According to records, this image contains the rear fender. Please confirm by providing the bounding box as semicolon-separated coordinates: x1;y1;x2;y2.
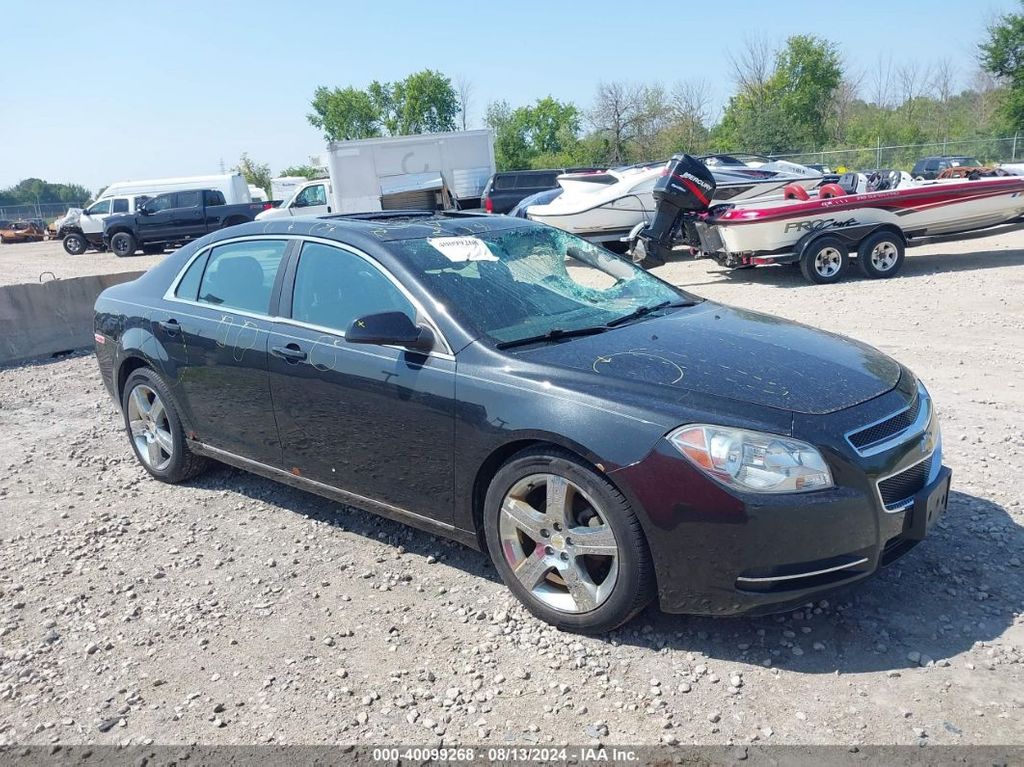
796;223;904;257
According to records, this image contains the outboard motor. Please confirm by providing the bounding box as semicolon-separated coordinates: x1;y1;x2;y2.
632;154;716;266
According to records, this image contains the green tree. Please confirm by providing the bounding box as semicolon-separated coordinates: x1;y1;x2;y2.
308;70;458;141
485;97;581;170
980;3;1024;130
234;153;272;199
279;165;325;180
373;70;459;135
0;178;92;206
308;85;381;141
714;36;842;153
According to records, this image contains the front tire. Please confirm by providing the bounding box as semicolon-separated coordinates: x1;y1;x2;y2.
799;237;849;284
110;232;137;257
857;231;905;278
483;448;654;633
62;232;88;255
121;368;209;483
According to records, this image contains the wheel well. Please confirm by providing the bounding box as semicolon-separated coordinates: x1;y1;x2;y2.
108;226;134;238
470;439;617;550
863;224;907;246
116;356;151;402
224;216;247;227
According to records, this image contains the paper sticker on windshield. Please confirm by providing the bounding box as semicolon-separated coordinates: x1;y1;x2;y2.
427;236;498;262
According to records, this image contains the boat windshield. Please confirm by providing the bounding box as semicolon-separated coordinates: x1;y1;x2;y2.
392;226;695;346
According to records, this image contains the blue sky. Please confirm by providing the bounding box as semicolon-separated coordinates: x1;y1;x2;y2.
0;0;1016;192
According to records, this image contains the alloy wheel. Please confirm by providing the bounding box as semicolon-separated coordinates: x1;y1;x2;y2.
814;247;843;278
870;241;899;272
126;384;173;471
498;473;619;613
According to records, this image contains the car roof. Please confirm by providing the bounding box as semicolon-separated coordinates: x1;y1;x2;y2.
223;210;533;246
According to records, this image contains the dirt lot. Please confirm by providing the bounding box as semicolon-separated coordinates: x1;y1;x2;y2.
0;240;162;287
0;228;1022;748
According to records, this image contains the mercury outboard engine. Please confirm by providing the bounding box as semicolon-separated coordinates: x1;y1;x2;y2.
632;154;716;266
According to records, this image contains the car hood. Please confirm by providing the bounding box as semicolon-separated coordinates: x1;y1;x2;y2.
513;302;901;415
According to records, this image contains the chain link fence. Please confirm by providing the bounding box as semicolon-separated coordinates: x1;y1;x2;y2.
773;135;1023;172
0;201;86;223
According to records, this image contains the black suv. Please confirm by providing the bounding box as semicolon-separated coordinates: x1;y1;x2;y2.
482;168;599;214
911;156;981;180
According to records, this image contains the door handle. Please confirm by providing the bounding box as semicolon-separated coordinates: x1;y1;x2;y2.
327;206;332;213
272;343;307;362
158;318;180;334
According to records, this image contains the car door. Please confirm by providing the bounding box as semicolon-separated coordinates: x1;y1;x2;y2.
137;192;179;241
80;198;111;239
170;190;206;240
289;182;331;216
267;239;456;523
161;236;293;465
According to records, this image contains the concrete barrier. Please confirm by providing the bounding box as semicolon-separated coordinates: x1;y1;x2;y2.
0;272;143;365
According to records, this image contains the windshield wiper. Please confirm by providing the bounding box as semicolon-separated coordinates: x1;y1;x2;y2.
605;299;695;328
496;325;610;350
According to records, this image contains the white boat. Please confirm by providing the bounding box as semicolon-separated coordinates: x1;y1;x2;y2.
526;155;823;242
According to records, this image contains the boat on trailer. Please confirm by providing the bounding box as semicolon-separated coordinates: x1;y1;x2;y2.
628;156;1024;284
525;155;823;243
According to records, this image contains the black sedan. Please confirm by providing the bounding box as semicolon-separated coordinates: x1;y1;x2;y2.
93;212;950;633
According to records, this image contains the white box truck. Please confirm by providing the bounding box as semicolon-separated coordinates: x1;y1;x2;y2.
257;130;495;221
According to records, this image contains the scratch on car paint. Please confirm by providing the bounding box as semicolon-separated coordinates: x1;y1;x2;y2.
592;349;684;384
309;335;343;372
215;315;260;361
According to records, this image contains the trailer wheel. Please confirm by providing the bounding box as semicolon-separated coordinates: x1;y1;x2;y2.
799;237;848;284
857;232;905;279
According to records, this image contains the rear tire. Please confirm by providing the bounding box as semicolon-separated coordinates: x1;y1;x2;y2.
121;368;210;484
857;231;905;278
799;237;848;284
110;232;137;257
483;448;654;634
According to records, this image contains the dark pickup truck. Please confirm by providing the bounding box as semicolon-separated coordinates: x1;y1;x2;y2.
103;189;273;256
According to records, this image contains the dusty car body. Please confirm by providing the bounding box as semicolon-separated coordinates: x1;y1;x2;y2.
0;221;45;243
93;212;951;633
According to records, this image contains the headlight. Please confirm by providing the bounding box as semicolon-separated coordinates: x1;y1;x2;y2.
667;424;833;494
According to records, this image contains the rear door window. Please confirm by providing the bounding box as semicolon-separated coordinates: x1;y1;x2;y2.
176;190;202;209
111;198;129;213
197;240;289;314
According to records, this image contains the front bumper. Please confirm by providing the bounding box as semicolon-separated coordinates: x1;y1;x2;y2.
609;385;950;616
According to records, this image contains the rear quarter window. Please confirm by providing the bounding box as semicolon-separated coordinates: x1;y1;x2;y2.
174;252;210;301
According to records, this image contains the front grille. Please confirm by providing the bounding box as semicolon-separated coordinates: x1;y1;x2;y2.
849;394;922;451
878;455;932;509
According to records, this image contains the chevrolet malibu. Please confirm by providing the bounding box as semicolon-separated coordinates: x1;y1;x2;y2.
93;212;951;633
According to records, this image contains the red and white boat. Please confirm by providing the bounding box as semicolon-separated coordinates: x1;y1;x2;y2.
686;167;1024;283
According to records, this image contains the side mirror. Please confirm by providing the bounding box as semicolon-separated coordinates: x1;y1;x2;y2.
138;206;151;215
346;311;434;352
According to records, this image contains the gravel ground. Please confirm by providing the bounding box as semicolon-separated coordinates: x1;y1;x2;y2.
0;240;162;287
0;227;1022;748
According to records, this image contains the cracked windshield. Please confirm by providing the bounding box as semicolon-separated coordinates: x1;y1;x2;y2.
395;226;687;344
